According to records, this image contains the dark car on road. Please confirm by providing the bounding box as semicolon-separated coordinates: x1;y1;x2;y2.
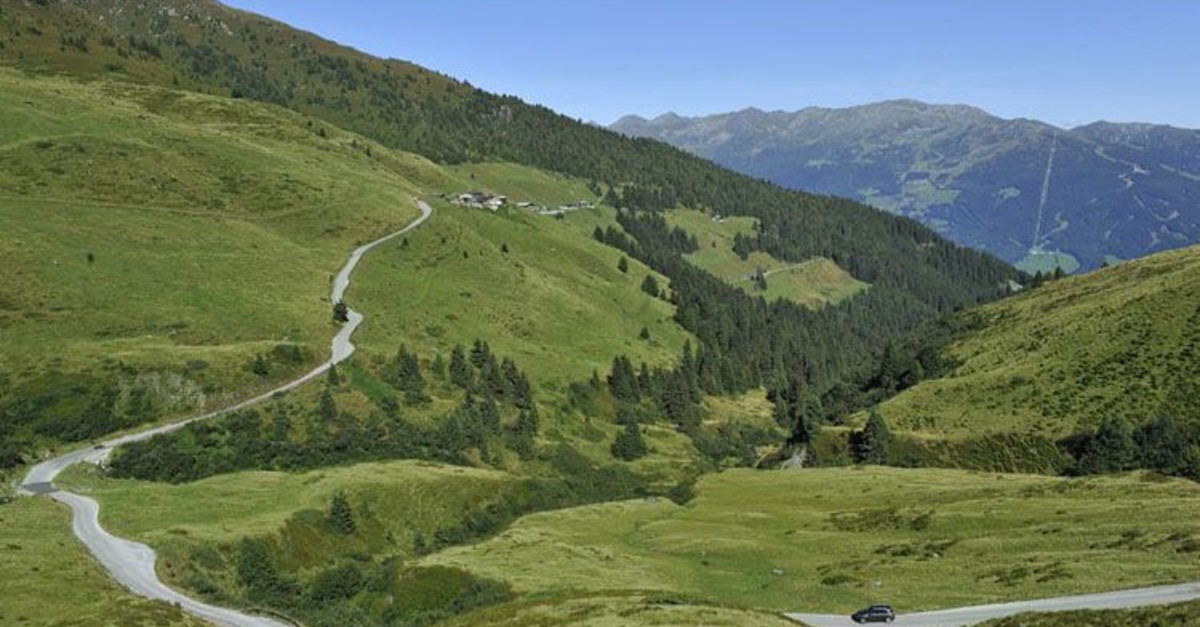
851;604;896;623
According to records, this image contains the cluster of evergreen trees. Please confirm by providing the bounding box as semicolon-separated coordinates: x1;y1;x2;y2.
593;207;986;436
1067;414;1200;478
232;532;512;627
109;342;539;482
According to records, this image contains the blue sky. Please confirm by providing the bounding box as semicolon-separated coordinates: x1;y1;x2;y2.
224;1;1200;128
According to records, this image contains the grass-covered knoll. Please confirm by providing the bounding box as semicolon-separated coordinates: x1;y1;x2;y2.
0;68;437;455
666;208;868;307
58;459;524;621
871;245;1200;437
980;600;1200;627
59;459;516;549
0;498;207;626
350;202;693;391
425;467;1200;615
441;591;798;627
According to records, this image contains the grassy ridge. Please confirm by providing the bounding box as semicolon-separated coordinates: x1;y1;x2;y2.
424;467;1200;614
350;200;693;390
0;68;439;455
871;246;1200;437
666;208;868;307
0;498;207;626
57;459;522;602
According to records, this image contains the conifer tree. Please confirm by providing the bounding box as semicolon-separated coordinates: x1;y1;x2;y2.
328;491;356;535
470;339;491;369
607;355;641;402
640;274;660;298
1078;416;1137;474
449;343;472;389
611;422;647;461
508;407;539;460
854;409;891;465
318;388;337;420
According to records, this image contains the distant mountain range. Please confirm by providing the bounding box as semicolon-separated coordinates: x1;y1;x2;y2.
612;101;1200;272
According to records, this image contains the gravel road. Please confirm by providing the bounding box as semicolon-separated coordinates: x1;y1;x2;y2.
18;200;433;627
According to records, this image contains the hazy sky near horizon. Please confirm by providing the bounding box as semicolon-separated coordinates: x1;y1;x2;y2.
224;1;1199;128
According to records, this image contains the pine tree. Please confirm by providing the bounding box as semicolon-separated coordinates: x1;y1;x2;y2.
1078;416;1137;474
328;491;356;535
611;422;647;461
508;407;539;460
618;256;629;273
449;344;472;389
607;355;641;402
640;274;660;298
236;537;279;594
318;387;337;420
854;409;891;465
772;395;791;430
478;393;501;436
1137;414;1188;473
470;339;491;369
394;345;429;406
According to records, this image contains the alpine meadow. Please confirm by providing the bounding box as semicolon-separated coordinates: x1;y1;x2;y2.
1;2;1198;627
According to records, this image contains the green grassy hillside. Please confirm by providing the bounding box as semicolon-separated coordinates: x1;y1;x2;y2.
666;208;868;307
351;202;692;390
870;246;1200;437
0;67;447;459
57;460;526;620
0;67;711;477
0;498;207;626
2;0;1024;399
424;467;1200;615
446;162;599;207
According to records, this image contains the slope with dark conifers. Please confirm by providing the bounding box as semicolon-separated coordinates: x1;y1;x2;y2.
613;101;1200;271
1;0;1017;305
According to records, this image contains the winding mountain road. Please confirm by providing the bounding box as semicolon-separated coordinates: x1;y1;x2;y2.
18;200;433;627
786;581;1200;627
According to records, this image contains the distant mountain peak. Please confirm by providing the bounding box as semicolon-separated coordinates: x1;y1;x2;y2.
610;100;1200;271
612;114;649;126
652;111;687;124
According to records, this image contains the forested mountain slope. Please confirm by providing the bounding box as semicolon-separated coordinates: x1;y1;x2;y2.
1;0;1017;299
1;0;1022;453
613;101;1200;272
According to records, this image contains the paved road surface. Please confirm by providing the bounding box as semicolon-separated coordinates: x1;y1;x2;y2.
18;201;433;627
785;581;1200;626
